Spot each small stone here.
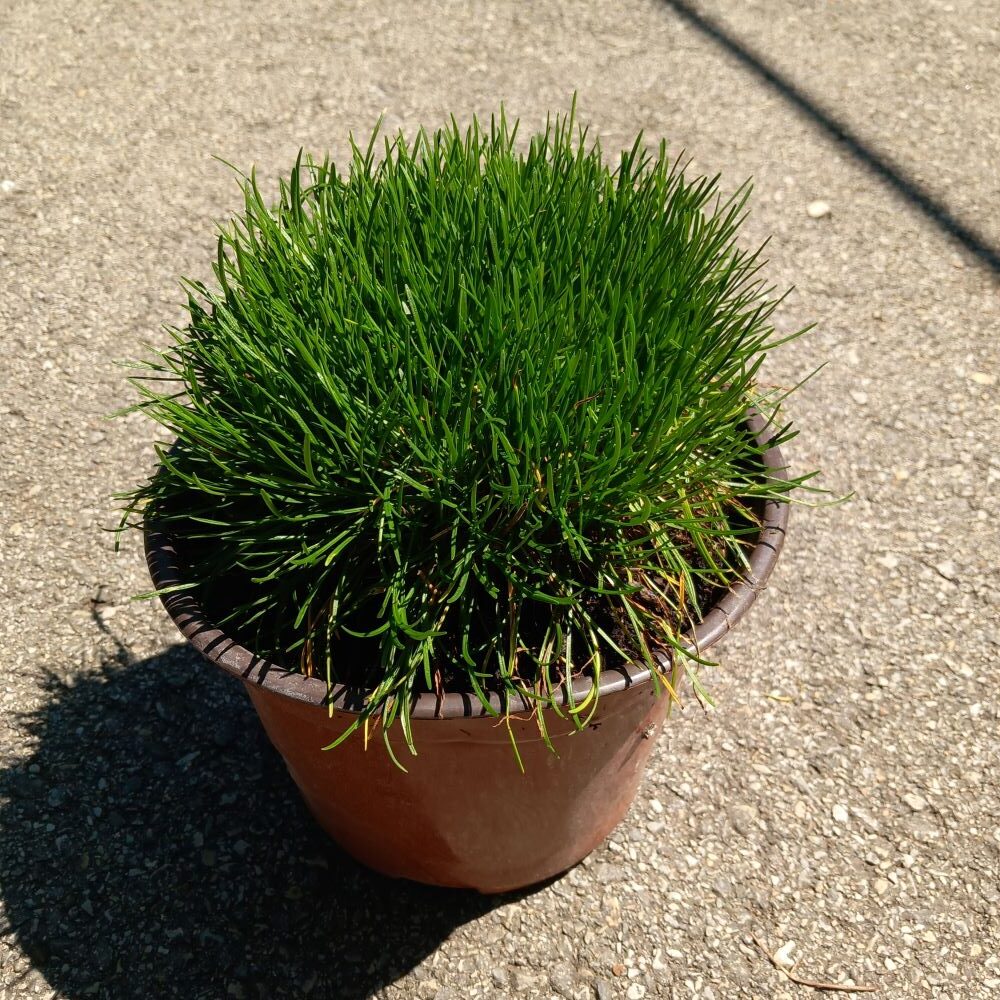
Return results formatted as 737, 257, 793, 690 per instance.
214, 720, 238, 748
612, 963, 627, 977
649, 798, 663, 814
832, 804, 849, 824
0, 179, 15, 194
728, 803, 759, 835
807, 200, 831, 219
905, 816, 939, 843
226, 985, 245, 999
876, 553, 900, 570
773, 941, 796, 971
595, 981, 614, 1000
626, 985, 646, 1000
511, 969, 539, 992
874, 878, 891, 895
903, 792, 928, 812
47, 786, 67, 807
934, 560, 957, 581
491, 967, 509, 988
971, 371, 996, 386
850, 390, 868, 405
548, 963, 577, 997
596, 862, 626, 884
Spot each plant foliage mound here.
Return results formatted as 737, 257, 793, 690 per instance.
121, 107, 812, 757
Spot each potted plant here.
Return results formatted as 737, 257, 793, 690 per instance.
119, 105, 813, 893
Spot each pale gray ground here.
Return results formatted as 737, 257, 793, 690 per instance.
1, 2, 998, 998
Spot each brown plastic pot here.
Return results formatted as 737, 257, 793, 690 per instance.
145, 413, 788, 893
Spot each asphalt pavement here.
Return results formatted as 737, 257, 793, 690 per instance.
1, 2, 998, 998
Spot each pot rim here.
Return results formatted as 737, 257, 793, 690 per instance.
144, 410, 789, 719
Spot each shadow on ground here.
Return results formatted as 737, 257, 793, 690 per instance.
0, 643, 504, 999
661, 0, 1000, 273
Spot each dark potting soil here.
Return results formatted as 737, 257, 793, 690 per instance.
171, 519, 748, 699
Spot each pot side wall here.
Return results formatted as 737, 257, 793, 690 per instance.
244, 677, 669, 893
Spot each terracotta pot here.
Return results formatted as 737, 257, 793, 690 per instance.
145, 414, 788, 893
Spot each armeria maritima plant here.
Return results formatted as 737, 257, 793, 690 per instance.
119, 104, 815, 764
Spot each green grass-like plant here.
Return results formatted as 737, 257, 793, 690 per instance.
119, 105, 814, 760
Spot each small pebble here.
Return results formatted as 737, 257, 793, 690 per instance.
511, 969, 539, 992
773, 941, 796, 971
807, 200, 831, 219
876, 553, 900, 570
0, 179, 15, 193
548, 963, 577, 997
903, 792, 928, 812
935, 560, 957, 581
214, 721, 239, 748
832, 804, 849, 824
970, 371, 995, 386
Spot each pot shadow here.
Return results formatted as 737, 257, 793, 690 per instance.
0, 642, 512, 999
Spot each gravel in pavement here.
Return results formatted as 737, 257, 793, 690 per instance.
1, 1, 998, 998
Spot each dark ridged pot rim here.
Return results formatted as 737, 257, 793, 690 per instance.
145, 410, 789, 719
